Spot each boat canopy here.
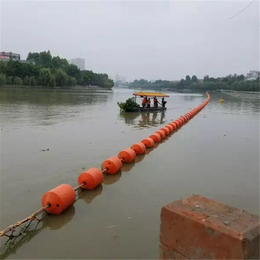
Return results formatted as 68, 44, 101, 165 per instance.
133, 92, 169, 98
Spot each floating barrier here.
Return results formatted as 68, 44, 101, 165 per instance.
131, 142, 146, 155
141, 138, 154, 148
0, 92, 210, 238
149, 133, 161, 143
156, 130, 166, 139
118, 148, 136, 163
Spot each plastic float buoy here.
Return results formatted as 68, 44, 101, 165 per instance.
149, 133, 161, 143
78, 168, 103, 190
173, 120, 180, 127
156, 130, 166, 139
178, 117, 185, 124
176, 119, 183, 126
118, 148, 136, 163
141, 137, 154, 148
102, 156, 122, 174
131, 142, 146, 155
161, 127, 170, 135
41, 184, 75, 215
165, 125, 173, 133
169, 122, 177, 130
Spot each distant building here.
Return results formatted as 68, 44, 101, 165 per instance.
245, 70, 260, 81
0, 51, 20, 61
0, 51, 30, 63
71, 58, 85, 70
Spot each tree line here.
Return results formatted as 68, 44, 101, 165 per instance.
129, 74, 259, 92
0, 51, 114, 89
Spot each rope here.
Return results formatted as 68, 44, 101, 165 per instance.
0, 205, 49, 237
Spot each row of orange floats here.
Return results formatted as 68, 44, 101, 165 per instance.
1, 92, 210, 236
41, 92, 210, 215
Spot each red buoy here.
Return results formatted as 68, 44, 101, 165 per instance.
141, 137, 154, 148
174, 120, 180, 127
165, 125, 173, 133
176, 119, 183, 126
169, 122, 177, 130
161, 127, 170, 135
42, 184, 75, 215
102, 156, 122, 174
150, 133, 161, 143
156, 130, 166, 139
118, 148, 136, 163
131, 142, 146, 155
78, 168, 103, 190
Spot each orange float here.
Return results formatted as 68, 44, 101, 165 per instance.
165, 125, 173, 133
78, 168, 103, 190
150, 133, 161, 143
174, 120, 180, 127
179, 117, 185, 124
141, 137, 154, 148
131, 142, 146, 155
156, 130, 166, 139
42, 184, 75, 215
102, 156, 122, 174
176, 119, 183, 126
118, 148, 136, 163
161, 127, 170, 135
169, 122, 177, 130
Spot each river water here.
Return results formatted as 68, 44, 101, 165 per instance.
0, 88, 259, 259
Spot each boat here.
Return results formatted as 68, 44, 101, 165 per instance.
133, 92, 169, 112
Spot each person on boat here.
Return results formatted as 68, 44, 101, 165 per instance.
161, 97, 167, 108
142, 96, 147, 108
153, 97, 159, 107
147, 98, 151, 108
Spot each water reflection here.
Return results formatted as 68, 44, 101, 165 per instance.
0, 206, 75, 259
78, 185, 103, 204
0, 88, 112, 126
103, 171, 122, 185
119, 111, 166, 128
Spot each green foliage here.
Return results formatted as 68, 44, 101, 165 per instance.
55, 69, 68, 87
67, 76, 77, 87
191, 75, 198, 84
50, 75, 56, 88
13, 77, 23, 85
129, 73, 259, 92
29, 76, 37, 87
23, 76, 30, 86
6, 76, 13, 85
0, 73, 6, 86
1, 51, 113, 89
117, 98, 140, 112
39, 68, 52, 87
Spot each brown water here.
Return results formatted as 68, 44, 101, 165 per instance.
0, 88, 259, 259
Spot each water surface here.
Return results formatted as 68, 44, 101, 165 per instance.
0, 88, 259, 259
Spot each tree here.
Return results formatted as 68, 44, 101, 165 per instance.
0, 73, 6, 86
191, 75, 198, 84
6, 76, 13, 84
13, 76, 23, 85
29, 76, 37, 87
50, 75, 56, 88
185, 75, 191, 85
39, 68, 52, 86
55, 69, 68, 87
23, 76, 30, 86
237, 74, 245, 81
67, 76, 77, 87
179, 79, 185, 88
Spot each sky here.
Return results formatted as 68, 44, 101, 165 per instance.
0, 0, 259, 81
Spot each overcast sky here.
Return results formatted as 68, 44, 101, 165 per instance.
0, 1, 259, 81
